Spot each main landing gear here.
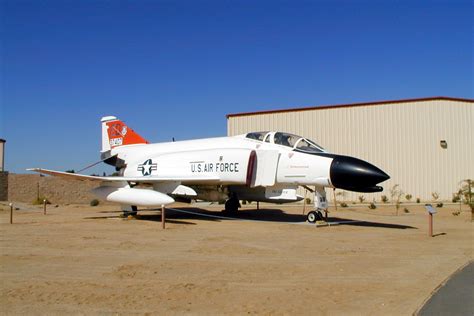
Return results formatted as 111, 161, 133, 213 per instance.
121, 205, 138, 217
223, 194, 240, 214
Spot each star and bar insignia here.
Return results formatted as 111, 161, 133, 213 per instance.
137, 159, 157, 176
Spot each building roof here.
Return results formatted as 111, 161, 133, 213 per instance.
0, 139, 5, 143
226, 96, 474, 118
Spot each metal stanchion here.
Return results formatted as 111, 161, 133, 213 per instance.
9, 202, 13, 224
428, 212, 433, 237
161, 204, 165, 229
303, 189, 307, 215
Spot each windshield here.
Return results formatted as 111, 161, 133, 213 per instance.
295, 138, 324, 153
274, 132, 299, 147
245, 131, 269, 141
245, 131, 325, 152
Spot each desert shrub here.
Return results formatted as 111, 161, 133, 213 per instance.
340, 202, 348, 207
390, 184, 404, 215
452, 211, 460, 216
452, 194, 461, 203
404, 208, 410, 213
381, 195, 388, 203
458, 179, 473, 214
405, 194, 412, 201
436, 202, 443, 208
358, 195, 365, 203
368, 203, 377, 209
33, 197, 51, 205
416, 197, 421, 203
90, 199, 100, 207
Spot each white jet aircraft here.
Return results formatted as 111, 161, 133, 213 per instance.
30, 116, 389, 223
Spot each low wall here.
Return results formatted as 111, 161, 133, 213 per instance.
7, 174, 99, 204
0, 172, 8, 201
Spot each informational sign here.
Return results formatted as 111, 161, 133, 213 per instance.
425, 204, 437, 214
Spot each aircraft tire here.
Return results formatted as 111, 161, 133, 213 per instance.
224, 198, 239, 214
307, 211, 318, 223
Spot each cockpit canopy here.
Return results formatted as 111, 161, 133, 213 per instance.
245, 131, 325, 153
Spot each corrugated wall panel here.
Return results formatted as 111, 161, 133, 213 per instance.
228, 100, 474, 202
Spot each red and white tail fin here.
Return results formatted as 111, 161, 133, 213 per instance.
101, 116, 149, 152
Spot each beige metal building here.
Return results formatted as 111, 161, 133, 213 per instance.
227, 97, 474, 202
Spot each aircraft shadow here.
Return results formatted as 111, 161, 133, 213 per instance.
167, 207, 304, 223
85, 207, 417, 229
162, 207, 417, 229
328, 217, 417, 229
84, 213, 196, 225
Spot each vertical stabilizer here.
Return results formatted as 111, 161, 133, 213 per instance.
101, 116, 148, 152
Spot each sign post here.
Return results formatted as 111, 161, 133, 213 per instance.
43, 199, 47, 215
425, 204, 436, 237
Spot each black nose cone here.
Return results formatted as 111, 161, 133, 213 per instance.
330, 155, 390, 192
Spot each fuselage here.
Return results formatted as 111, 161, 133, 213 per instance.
107, 132, 389, 192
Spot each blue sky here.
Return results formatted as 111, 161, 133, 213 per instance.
1, 0, 472, 174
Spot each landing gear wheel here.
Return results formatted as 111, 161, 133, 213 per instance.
122, 205, 138, 217
307, 211, 318, 223
317, 210, 324, 220
223, 197, 240, 214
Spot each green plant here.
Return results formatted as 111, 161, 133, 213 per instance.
405, 194, 412, 201
416, 197, 420, 203
358, 195, 366, 203
381, 195, 388, 203
32, 197, 51, 205
368, 203, 377, 209
404, 207, 410, 213
458, 179, 473, 220
452, 210, 460, 216
340, 202, 348, 207
90, 199, 100, 207
436, 202, 443, 208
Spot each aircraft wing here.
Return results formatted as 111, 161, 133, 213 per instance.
27, 168, 220, 183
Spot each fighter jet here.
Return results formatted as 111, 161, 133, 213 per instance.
30, 116, 389, 223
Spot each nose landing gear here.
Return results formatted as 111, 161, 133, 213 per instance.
306, 187, 328, 224
307, 210, 324, 223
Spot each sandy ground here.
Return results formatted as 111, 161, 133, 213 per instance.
0, 201, 472, 315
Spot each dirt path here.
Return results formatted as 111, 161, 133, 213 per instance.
1, 202, 472, 315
